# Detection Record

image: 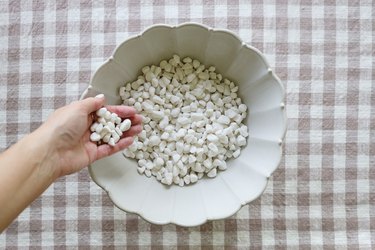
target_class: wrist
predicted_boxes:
[22,126,61,181]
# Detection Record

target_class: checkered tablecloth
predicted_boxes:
[1,0,374,248]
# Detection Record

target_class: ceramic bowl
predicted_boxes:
[80,23,286,226]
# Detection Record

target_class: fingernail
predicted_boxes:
[95,94,104,99]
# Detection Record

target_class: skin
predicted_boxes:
[0,95,142,232]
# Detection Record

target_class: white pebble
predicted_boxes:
[188,155,196,164]
[151,110,164,120]
[90,122,99,132]
[145,162,154,170]
[208,143,219,155]
[108,138,115,146]
[190,173,198,183]
[107,122,115,130]
[233,149,241,158]
[112,132,120,143]
[145,169,152,178]
[96,107,107,117]
[207,168,217,178]
[178,179,185,187]
[104,111,111,120]
[115,127,123,137]
[207,134,219,142]
[149,135,161,146]
[237,135,247,146]
[239,125,249,137]
[213,159,227,171]
[115,116,122,125]
[183,175,191,185]
[120,119,132,132]
[198,172,204,179]
[238,104,247,113]
[191,112,204,121]
[95,123,103,134]
[172,153,181,163]
[225,109,238,119]
[90,132,101,142]
[171,108,180,117]
[103,133,111,143]
[155,157,164,167]
[217,115,231,125]
[137,166,146,174]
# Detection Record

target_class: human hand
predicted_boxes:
[0,94,143,231]
[38,95,142,177]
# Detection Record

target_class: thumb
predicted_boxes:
[80,94,105,114]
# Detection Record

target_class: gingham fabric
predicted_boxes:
[0,0,374,248]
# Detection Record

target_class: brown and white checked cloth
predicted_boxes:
[0,0,374,248]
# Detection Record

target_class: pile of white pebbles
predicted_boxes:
[89,107,132,146]
[119,55,249,186]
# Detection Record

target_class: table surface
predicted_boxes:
[1,0,374,249]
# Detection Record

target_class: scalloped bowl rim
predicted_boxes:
[87,166,270,227]
[81,22,287,227]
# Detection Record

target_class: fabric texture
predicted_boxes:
[0,0,374,248]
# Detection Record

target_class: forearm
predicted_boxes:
[0,128,58,232]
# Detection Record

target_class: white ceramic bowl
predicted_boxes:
[81,23,286,226]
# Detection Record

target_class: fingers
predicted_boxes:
[80,95,105,114]
[129,114,143,125]
[123,124,142,137]
[96,137,134,160]
[106,105,136,118]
